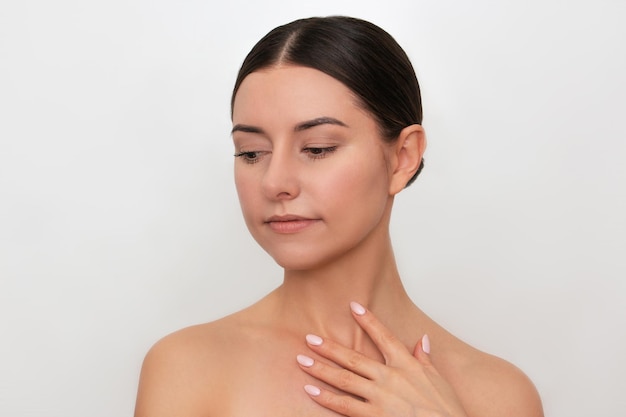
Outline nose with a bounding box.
[261,149,300,200]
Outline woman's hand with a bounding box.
[296,302,468,417]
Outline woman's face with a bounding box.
[231,65,396,270]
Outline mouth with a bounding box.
[264,214,320,233]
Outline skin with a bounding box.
[134,65,544,417]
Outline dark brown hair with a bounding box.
[231,16,424,185]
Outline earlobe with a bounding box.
[389,124,427,195]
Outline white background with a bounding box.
[1,1,625,416]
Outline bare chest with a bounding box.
[208,340,342,417]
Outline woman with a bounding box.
[135,16,543,417]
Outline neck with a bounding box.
[269,226,417,357]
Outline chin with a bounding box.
[265,246,338,272]
[270,253,321,271]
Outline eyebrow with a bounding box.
[231,124,264,134]
[231,116,348,134]
[294,117,348,131]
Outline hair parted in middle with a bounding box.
[231,16,424,185]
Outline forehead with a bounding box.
[232,66,367,127]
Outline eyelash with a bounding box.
[234,146,338,164]
[234,151,266,164]
[303,146,338,159]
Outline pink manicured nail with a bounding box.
[297,354,314,367]
[350,301,366,315]
[306,334,323,346]
[422,334,431,354]
[304,384,321,396]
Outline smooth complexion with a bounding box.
[231,65,427,359]
[232,65,404,272]
[134,64,542,417]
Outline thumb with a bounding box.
[413,334,432,364]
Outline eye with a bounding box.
[302,146,338,160]
[234,151,269,164]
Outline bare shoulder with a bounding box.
[134,314,247,417]
[436,338,544,417]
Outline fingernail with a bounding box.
[306,334,323,346]
[304,384,321,396]
[296,354,314,367]
[422,334,431,354]
[350,301,366,315]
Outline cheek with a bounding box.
[317,153,391,214]
[234,170,259,219]
[343,150,390,191]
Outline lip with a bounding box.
[264,214,320,234]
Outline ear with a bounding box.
[389,124,427,195]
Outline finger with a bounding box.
[413,334,433,366]
[303,384,372,417]
[305,334,382,380]
[349,301,410,364]
[297,353,373,400]
[413,334,443,380]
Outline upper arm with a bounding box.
[134,332,215,417]
[460,356,544,417]
[486,364,543,417]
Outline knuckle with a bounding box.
[419,360,437,374]
[346,351,363,369]
[336,369,354,390]
[375,329,397,347]
[385,368,409,387]
[334,396,352,414]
